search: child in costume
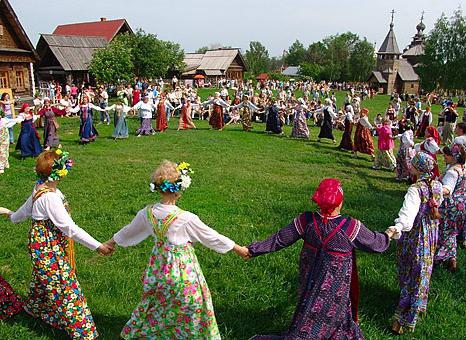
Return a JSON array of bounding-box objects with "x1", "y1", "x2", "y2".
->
[
  {"x1": 105, "y1": 160, "x2": 249, "y2": 339},
  {"x1": 414, "y1": 126, "x2": 441, "y2": 178},
  {"x1": 248, "y1": 178, "x2": 393, "y2": 339},
  {"x1": 0, "y1": 149, "x2": 113, "y2": 339},
  {"x1": 0, "y1": 113, "x2": 22, "y2": 174},
  {"x1": 373, "y1": 118, "x2": 396, "y2": 171},
  {"x1": 15, "y1": 103, "x2": 43, "y2": 158},
  {"x1": 395, "y1": 124, "x2": 415, "y2": 181},
  {"x1": 387, "y1": 152, "x2": 443, "y2": 334}
]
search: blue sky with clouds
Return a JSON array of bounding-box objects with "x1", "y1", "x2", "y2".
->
[{"x1": 11, "y1": 0, "x2": 463, "y2": 56}]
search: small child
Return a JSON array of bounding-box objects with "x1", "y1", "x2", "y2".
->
[
  {"x1": 106, "y1": 161, "x2": 248, "y2": 339},
  {"x1": 395, "y1": 125, "x2": 415, "y2": 181},
  {"x1": 373, "y1": 118, "x2": 396, "y2": 171},
  {"x1": 0, "y1": 112, "x2": 22, "y2": 174}
]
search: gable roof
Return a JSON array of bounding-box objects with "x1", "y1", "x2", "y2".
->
[
  {"x1": 397, "y1": 59, "x2": 419, "y2": 81},
  {"x1": 281, "y1": 66, "x2": 300, "y2": 77},
  {"x1": 402, "y1": 44, "x2": 424, "y2": 57},
  {"x1": 182, "y1": 48, "x2": 246, "y2": 76},
  {"x1": 53, "y1": 18, "x2": 131, "y2": 42},
  {"x1": 0, "y1": 0, "x2": 39, "y2": 60},
  {"x1": 369, "y1": 71, "x2": 387, "y2": 83},
  {"x1": 378, "y1": 23, "x2": 401, "y2": 55},
  {"x1": 37, "y1": 34, "x2": 107, "y2": 71}
]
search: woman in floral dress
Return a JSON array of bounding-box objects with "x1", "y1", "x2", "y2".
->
[
  {"x1": 291, "y1": 99, "x2": 310, "y2": 139},
  {"x1": 248, "y1": 178, "x2": 393, "y2": 339},
  {"x1": 387, "y1": 152, "x2": 443, "y2": 334},
  {"x1": 353, "y1": 108, "x2": 375, "y2": 159},
  {"x1": 435, "y1": 144, "x2": 466, "y2": 271},
  {"x1": 105, "y1": 160, "x2": 249, "y2": 339},
  {"x1": 0, "y1": 150, "x2": 112, "y2": 339}
]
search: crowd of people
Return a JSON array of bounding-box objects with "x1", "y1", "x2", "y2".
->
[{"x1": 0, "y1": 78, "x2": 465, "y2": 339}]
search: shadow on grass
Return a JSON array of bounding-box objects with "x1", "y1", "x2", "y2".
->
[{"x1": 5, "y1": 312, "x2": 68, "y2": 339}]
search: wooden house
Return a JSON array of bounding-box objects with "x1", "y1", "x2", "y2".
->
[
  {"x1": 36, "y1": 34, "x2": 107, "y2": 84},
  {"x1": 0, "y1": 0, "x2": 39, "y2": 97},
  {"x1": 182, "y1": 48, "x2": 246, "y2": 82},
  {"x1": 53, "y1": 18, "x2": 133, "y2": 42}
]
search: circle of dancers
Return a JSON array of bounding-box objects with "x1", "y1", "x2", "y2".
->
[{"x1": 0, "y1": 80, "x2": 465, "y2": 339}]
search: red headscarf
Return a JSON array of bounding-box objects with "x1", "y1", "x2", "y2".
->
[
  {"x1": 19, "y1": 103, "x2": 30, "y2": 113},
  {"x1": 360, "y1": 108, "x2": 369, "y2": 116},
  {"x1": 312, "y1": 178, "x2": 344, "y2": 222},
  {"x1": 426, "y1": 125, "x2": 440, "y2": 145}
]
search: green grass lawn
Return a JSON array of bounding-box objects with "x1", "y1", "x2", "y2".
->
[{"x1": 0, "y1": 92, "x2": 464, "y2": 339}]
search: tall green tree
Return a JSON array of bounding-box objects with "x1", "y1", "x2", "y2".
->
[
  {"x1": 419, "y1": 9, "x2": 466, "y2": 91},
  {"x1": 284, "y1": 40, "x2": 307, "y2": 66},
  {"x1": 349, "y1": 38, "x2": 375, "y2": 81},
  {"x1": 245, "y1": 41, "x2": 270, "y2": 75},
  {"x1": 89, "y1": 36, "x2": 133, "y2": 84}
]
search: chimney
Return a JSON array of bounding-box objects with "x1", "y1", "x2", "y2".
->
[{"x1": 100, "y1": 17, "x2": 107, "y2": 22}]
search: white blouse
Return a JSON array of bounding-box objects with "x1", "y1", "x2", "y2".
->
[
  {"x1": 133, "y1": 101, "x2": 157, "y2": 119},
  {"x1": 113, "y1": 203, "x2": 235, "y2": 254},
  {"x1": 392, "y1": 183, "x2": 443, "y2": 238},
  {"x1": 358, "y1": 116, "x2": 373, "y2": 129},
  {"x1": 397, "y1": 130, "x2": 414, "y2": 148},
  {"x1": 414, "y1": 138, "x2": 439, "y2": 154},
  {"x1": 10, "y1": 189, "x2": 102, "y2": 250},
  {"x1": 442, "y1": 165, "x2": 462, "y2": 195},
  {"x1": 69, "y1": 103, "x2": 104, "y2": 114}
]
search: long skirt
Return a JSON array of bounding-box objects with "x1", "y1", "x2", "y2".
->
[
  {"x1": 79, "y1": 115, "x2": 98, "y2": 143},
  {"x1": 241, "y1": 111, "x2": 252, "y2": 131},
  {"x1": 209, "y1": 107, "x2": 224, "y2": 130},
  {"x1": 394, "y1": 217, "x2": 438, "y2": 332},
  {"x1": 156, "y1": 113, "x2": 168, "y2": 132},
  {"x1": 0, "y1": 128, "x2": 9, "y2": 171},
  {"x1": 339, "y1": 120, "x2": 353, "y2": 151},
  {"x1": 396, "y1": 147, "x2": 415, "y2": 180},
  {"x1": 416, "y1": 116, "x2": 429, "y2": 138},
  {"x1": 138, "y1": 118, "x2": 156, "y2": 135},
  {"x1": 121, "y1": 241, "x2": 220, "y2": 339},
  {"x1": 43, "y1": 117, "x2": 60, "y2": 148},
  {"x1": 26, "y1": 219, "x2": 97, "y2": 339},
  {"x1": 0, "y1": 275, "x2": 23, "y2": 320},
  {"x1": 374, "y1": 149, "x2": 396, "y2": 170},
  {"x1": 318, "y1": 118, "x2": 334, "y2": 140},
  {"x1": 113, "y1": 113, "x2": 129, "y2": 139},
  {"x1": 353, "y1": 123, "x2": 374, "y2": 156},
  {"x1": 16, "y1": 120, "x2": 43, "y2": 157},
  {"x1": 265, "y1": 111, "x2": 282, "y2": 134},
  {"x1": 178, "y1": 112, "x2": 196, "y2": 130},
  {"x1": 291, "y1": 113, "x2": 309, "y2": 139},
  {"x1": 436, "y1": 189, "x2": 466, "y2": 262}
]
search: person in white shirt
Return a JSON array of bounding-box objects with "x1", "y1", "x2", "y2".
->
[
  {"x1": 0, "y1": 114, "x2": 23, "y2": 173},
  {"x1": 132, "y1": 96, "x2": 157, "y2": 136},
  {"x1": 386, "y1": 152, "x2": 443, "y2": 334},
  {"x1": 0, "y1": 150, "x2": 112, "y2": 338},
  {"x1": 103, "y1": 160, "x2": 249, "y2": 339},
  {"x1": 98, "y1": 86, "x2": 110, "y2": 125}
]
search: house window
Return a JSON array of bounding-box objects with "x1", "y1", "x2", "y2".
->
[
  {"x1": 0, "y1": 71, "x2": 9, "y2": 88},
  {"x1": 411, "y1": 84, "x2": 414, "y2": 88},
  {"x1": 0, "y1": 25, "x2": 4, "y2": 36},
  {"x1": 15, "y1": 70, "x2": 25, "y2": 88}
]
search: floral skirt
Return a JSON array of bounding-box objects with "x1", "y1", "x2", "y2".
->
[
  {"x1": 137, "y1": 118, "x2": 155, "y2": 135},
  {"x1": 121, "y1": 241, "x2": 220, "y2": 339},
  {"x1": 26, "y1": 219, "x2": 97, "y2": 339},
  {"x1": 396, "y1": 147, "x2": 415, "y2": 179},
  {"x1": 0, "y1": 141, "x2": 9, "y2": 171},
  {"x1": 375, "y1": 149, "x2": 396, "y2": 170},
  {"x1": 0, "y1": 275, "x2": 23, "y2": 320},
  {"x1": 436, "y1": 197, "x2": 465, "y2": 262},
  {"x1": 394, "y1": 218, "x2": 438, "y2": 331}
]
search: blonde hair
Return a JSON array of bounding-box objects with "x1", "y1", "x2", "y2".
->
[{"x1": 151, "y1": 160, "x2": 180, "y2": 188}]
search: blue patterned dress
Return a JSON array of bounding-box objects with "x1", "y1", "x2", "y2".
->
[
  {"x1": 394, "y1": 180, "x2": 442, "y2": 332},
  {"x1": 249, "y1": 212, "x2": 390, "y2": 339}
]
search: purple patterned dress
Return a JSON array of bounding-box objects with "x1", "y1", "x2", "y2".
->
[
  {"x1": 291, "y1": 106, "x2": 309, "y2": 139},
  {"x1": 394, "y1": 180, "x2": 442, "y2": 332},
  {"x1": 436, "y1": 166, "x2": 466, "y2": 263},
  {"x1": 248, "y1": 212, "x2": 390, "y2": 339}
]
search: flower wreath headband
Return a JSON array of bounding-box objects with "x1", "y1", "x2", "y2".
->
[
  {"x1": 37, "y1": 149, "x2": 74, "y2": 184},
  {"x1": 150, "y1": 162, "x2": 193, "y2": 193}
]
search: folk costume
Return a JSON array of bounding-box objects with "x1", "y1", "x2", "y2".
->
[
  {"x1": 265, "y1": 104, "x2": 283, "y2": 134},
  {"x1": 435, "y1": 144, "x2": 466, "y2": 268},
  {"x1": 390, "y1": 152, "x2": 443, "y2": 334},
  {"x1": 113, "y1": 164, "x2": 233, "y2": 339},
  {"x1": 177, "y1": 100, "x2": 197, "y2": 130},
  {"x1": 16, "y1": 104, "x2": 42, "y2": 158},
  {"x1": 353, "y1": 109, "x2": 375, "y2": 157},
  {"x1": 416, "y1": 109, "x2": 433, "y2": 138},
  {"x1": 395, "y1": 129, "x2": 415, "y2": 181},
  {"x1": 69, "y1": 103, "x2": 104, "y2": 143},
  {"x1": 106, "y1": 103, "x2": 130, "y2": 139},
  {"x1": 134, "y1": 99, "x2": 157, "y2": 136},
  {"x1": 231, "y1": 99, "x2": 260, "y2": 131},
  {"x1": 249, "y1": 179, "x2": 390, "y2": 339},
  {"x1": 339, "y1": 106, "x2": 354, "y2": 151},
  {"x1": 37, "y1": 101, "x2": 67, "y2": 148},
  {"x1": 7, "y1": 151, "x2": 100, "y2": 339},
  {"x1": 291, "y1": 100, "x2": 310, "y2": 139},
  {"x1": 373, "y1": 124, "x2": 396, "y2": 170},
  {"x1": 0, "y1": 116, "x2": 22, "y2": 173},
  {"x1": 414, "y1": 126, "x2": 441, "y2": 179},
  {"x1": 204, "y1": 95, "x2": 229, "y2": 130},
  {"x1": 0, "y1": 275, "x2": 23, "y2": 320},
  {"x1": 316, "y1": 101, "x2": 337, "y2": 142}
]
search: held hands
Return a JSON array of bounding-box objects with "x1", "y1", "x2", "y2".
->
[
  {"x1": 0, "y1": 207, "x2": 12, "y2": 217},
  {"x1": 233, "y1": 244, "x2": 251, "y2": 261},
  {"x1": 97, "y1": 239, "x2": 117, "y2": 256},
  {"x1": 384, "y1": 226, "x2": 399, "y2": 240}
]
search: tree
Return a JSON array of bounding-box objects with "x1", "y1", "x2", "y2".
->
[
  {"x1": 245, "y1": 41, "x2": 270, "y2": 75},
  {"x1": 306, "y1": 42, "x2": 327, "y2": 65},
  {"x1": 349, "y1": 38, "x2": 375, "y2": 81},
  {"x1": 299, "y1": 62, "x2": 322, "y2": 80},
  {"x1": 419, "y1": 9, "x2": 466, "y2": 91},
  {"x1": 284, "y1": 40, "x2": 307, "y2": 66},
  {"x1": 89, "y1": 35, "x2": 133, "y2": 84}
]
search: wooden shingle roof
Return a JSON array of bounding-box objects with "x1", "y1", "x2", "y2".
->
[{"x1": 37, "y1": 34, "x2": 107, "y2": 71}]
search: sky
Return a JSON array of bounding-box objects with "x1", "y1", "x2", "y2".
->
[{"x1": 11, "y1": 0, "x2": 463, "y2": 57}]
